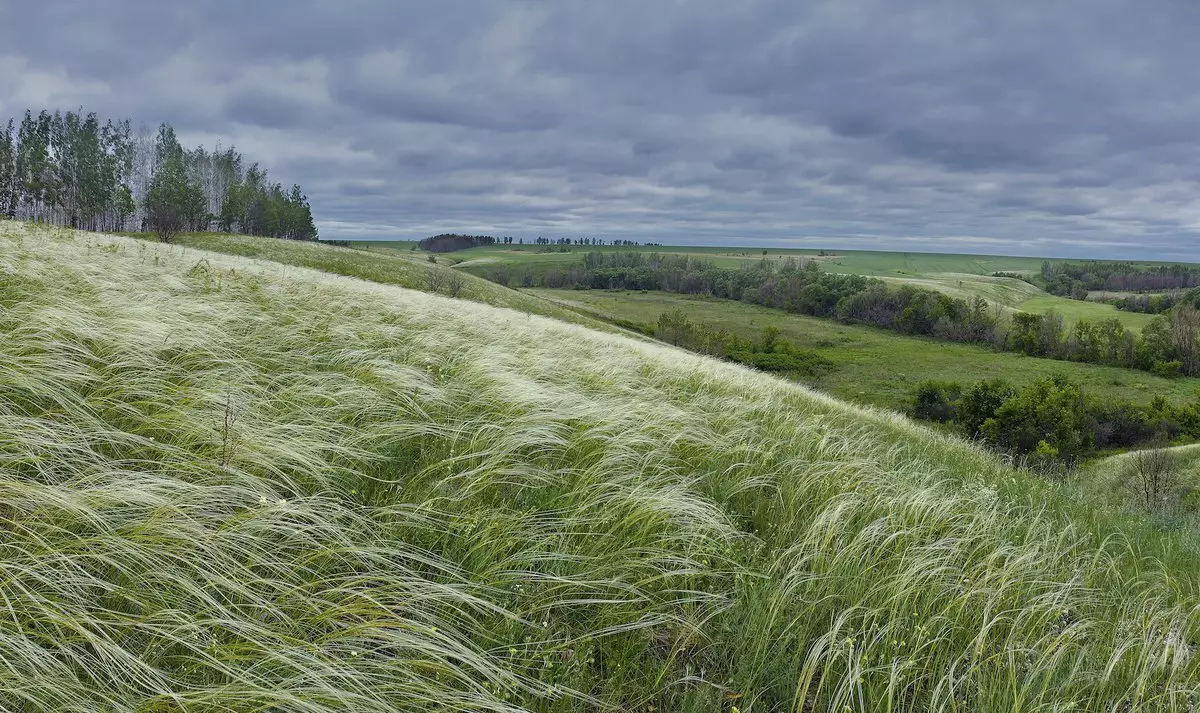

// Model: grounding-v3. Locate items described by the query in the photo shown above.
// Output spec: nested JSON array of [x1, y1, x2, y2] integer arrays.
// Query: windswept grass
[[4, 220, 1200, 711], [135, 230, 621, 334]]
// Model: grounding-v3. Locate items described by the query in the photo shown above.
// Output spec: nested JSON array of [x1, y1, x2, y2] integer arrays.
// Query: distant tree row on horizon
[[417, 233, 659, 252], [0, 107, 316, 242]]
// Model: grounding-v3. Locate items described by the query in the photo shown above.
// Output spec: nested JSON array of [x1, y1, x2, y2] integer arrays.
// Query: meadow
[[528, 288, 1199, 409], [363, 240, 1175, 327], [5, 220, 1200, 710]]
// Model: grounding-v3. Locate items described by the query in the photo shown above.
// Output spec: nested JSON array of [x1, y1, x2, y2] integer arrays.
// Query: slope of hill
[[132, 230, 623, 334], [4, 221, 1200, 711]]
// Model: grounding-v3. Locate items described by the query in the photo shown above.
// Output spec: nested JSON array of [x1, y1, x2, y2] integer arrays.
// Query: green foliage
[[0, 106, 316, 239], [653, 310, 833, 377], [909, 372, 1200, 463], [982, 376, 1090, 460], [956, 379, 1017, 438], [144, 156, 205, 243], [910, 381, 962, 423]]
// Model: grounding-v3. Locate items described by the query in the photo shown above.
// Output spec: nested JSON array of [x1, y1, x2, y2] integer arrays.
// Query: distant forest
[[418, 234, 502, 252], [1043, 260, 1200, 304], [0, 107, 316, 241], [418, 233, 654, 252]]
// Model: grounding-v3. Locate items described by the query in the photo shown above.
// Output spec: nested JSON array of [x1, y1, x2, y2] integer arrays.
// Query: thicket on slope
[[1, 221, 1200, 711]]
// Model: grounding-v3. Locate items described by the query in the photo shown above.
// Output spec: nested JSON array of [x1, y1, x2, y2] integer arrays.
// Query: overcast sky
[[2, 1, 1200, 258]]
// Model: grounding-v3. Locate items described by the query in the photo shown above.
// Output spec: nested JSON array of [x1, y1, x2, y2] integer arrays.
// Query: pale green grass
[[138, 231, 623, 335], [876, 272, 1043, 308], [1018, 293, 1157, 329], [4, 221, 1200, 710]]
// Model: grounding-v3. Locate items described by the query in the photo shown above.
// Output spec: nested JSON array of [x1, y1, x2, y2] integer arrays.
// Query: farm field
[[527, 288, 1199, 409], [6, 220, 1200, 710]]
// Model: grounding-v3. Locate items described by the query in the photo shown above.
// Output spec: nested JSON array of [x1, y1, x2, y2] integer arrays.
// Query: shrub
[[1121, 448, 1182, 513], [910, 381, 962, 423]]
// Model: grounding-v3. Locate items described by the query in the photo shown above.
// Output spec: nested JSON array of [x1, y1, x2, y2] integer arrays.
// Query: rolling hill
[[3, 220, 1200, 711]]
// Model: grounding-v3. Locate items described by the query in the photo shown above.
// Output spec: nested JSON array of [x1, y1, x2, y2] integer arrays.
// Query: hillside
[[137, 231, 623, 334], [4, 221, 1200, 711]]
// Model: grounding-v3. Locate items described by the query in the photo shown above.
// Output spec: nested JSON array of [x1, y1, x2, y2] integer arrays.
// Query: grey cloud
[[2, 0, 1200, 257]]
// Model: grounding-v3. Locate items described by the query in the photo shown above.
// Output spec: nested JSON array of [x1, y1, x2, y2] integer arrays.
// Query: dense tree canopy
[[0, 107, 316, 240]]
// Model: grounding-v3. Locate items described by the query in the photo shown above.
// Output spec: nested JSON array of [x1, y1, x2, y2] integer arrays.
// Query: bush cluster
[[910, 375, 1200, 463]]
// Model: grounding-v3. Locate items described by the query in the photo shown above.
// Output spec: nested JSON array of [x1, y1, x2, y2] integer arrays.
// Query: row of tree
[[1042, 260, 1200, 300], [416, 234, 657, 252], [0, 107, 316, 241], [911, 376, 1200, 464], [496, 251, 1200, 378], [418, 234, 500, 252]]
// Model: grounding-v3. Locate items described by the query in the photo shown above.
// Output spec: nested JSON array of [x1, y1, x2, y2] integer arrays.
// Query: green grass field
[[528, 288, 1199, 409], [7, 220, 1200, 710], [360, 240, 1173, 328], [1018, 293, 1158, 329]]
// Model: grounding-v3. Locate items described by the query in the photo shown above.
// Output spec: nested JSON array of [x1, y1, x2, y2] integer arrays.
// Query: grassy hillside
[[5, 221, 1200, 711], [528, 288, 1200, 409], [132, 231, 622, 334]]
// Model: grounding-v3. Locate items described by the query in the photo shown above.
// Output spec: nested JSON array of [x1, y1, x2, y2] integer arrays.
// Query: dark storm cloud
[[3, 0, 1200, 257]]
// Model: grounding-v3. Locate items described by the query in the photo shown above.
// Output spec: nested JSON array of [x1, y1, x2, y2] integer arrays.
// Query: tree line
[[0, 107, 316, 242], [492, 251, 1200, 378], [417, 233, 656, 252], [910, 376, 1200, 466], [418, 234, 501, 252], [1042, 260, 1200, 304]]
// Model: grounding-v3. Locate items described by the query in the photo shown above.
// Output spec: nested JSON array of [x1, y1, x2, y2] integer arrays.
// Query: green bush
[[910, 380, 962, 423]]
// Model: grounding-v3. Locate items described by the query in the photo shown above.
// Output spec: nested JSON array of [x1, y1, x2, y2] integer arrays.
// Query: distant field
[[529, 288, 1200, 409], [357, 241, 1063, 274], [875, 273, 1043, 308], [1017, 294, 1157, 329], [352, 241, 1177, 328], [356, 240, 1198, 275]]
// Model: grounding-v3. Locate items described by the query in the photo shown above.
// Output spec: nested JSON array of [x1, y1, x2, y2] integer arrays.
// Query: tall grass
[[151, 231, 621, 334], [2, 220, 1200, 711]]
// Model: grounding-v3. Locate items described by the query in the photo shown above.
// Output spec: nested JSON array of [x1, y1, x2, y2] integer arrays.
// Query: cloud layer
[[3, 0, 1199, 258]]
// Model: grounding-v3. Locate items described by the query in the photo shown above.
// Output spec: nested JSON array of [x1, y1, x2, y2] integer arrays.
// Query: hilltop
[[3, 221, 1200, 711]]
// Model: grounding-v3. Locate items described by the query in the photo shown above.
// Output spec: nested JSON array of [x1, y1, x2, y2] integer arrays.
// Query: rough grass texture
[[156, 231, 622, 334], [3, 221, 1200, 712]]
